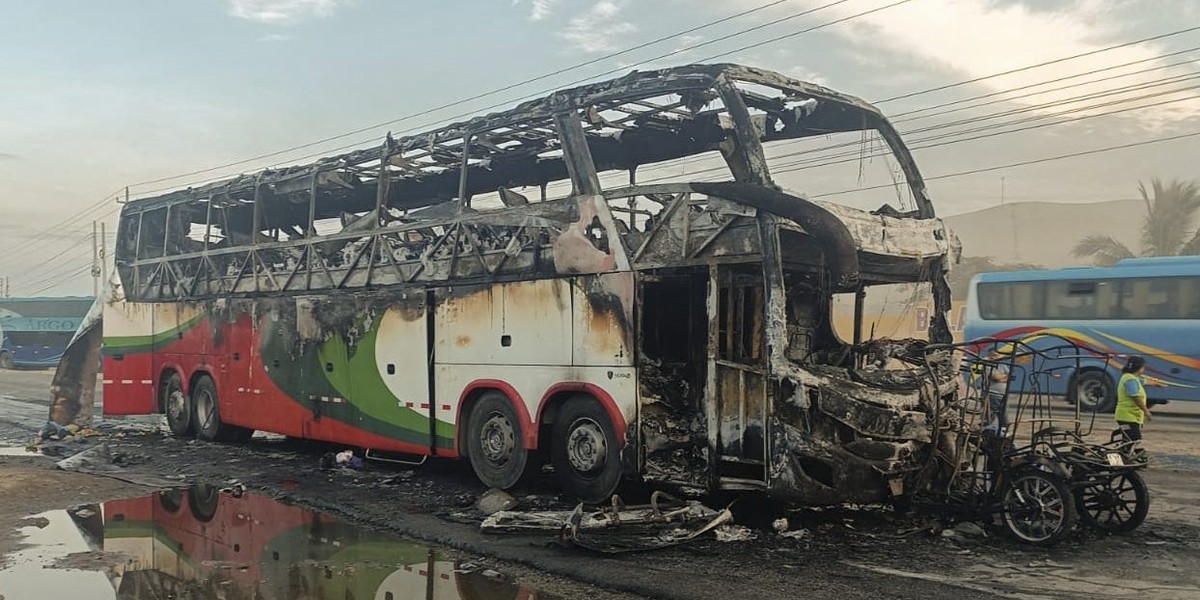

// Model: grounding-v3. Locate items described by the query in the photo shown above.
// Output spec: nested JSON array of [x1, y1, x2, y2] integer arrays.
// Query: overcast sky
[[1, 0, 1198, 295]]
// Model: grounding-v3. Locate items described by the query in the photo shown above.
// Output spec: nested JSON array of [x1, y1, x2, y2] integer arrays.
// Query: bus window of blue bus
[[964, 256, 1200, 413]]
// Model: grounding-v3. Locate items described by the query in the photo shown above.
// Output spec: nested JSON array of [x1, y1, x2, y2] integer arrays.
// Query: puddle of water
[[0, 509, 112, 600], [0, 486, 558, 600]]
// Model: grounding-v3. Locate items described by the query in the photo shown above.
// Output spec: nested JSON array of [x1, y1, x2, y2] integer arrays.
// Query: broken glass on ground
[[0, 485, 558, 600]]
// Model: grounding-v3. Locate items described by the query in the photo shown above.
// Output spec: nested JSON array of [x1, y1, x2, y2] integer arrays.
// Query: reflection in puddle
[[0, 486, 556, 600]]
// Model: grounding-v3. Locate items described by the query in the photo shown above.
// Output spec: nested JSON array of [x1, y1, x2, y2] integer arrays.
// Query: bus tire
[[551, 396, 621, 503], [466, 392, 529, 490], [187, 484, 221, 522], [192, 375, 230, 442], [1074, 371, 1116, 413], [162, 372, 193, 437]]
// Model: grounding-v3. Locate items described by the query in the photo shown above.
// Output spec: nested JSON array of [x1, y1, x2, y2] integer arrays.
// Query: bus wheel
[[187, 484, 221, 522], [551, 396, 621, 503], [163, 373, 193, 437], [158, 489, 183, 512], [193, 376, 230, 442], [466, 392, 529, 490], [1074, 371, 1116, 413]]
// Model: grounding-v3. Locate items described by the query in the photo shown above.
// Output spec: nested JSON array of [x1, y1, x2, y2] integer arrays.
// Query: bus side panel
[[571, 272, 635, 368], [1086, 321, 1200, 402], [435, 279, 573, 450], [435, 278, 636, 452], [243, 295, 436, 453], [216, 300, 256, 428], [101, 300, 157, 415]]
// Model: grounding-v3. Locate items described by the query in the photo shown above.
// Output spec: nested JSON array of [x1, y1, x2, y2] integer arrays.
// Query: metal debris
[[482, 492, 732, 553]]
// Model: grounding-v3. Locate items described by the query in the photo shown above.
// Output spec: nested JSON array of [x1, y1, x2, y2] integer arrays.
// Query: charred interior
[[112, 63, 960, 505]]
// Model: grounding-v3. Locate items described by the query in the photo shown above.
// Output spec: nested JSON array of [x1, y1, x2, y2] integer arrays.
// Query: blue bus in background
[[964, 256, 1200, 412], [0, 297, 93, 369]]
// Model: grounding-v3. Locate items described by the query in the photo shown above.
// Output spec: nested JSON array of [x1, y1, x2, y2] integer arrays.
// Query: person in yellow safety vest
[[1114, 355, 1166, 445]]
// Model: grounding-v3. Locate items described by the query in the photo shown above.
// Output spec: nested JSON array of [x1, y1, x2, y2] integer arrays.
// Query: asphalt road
[[3, 368, 1200, 600]]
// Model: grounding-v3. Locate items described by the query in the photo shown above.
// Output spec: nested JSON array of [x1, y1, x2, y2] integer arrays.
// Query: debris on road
[[715, 524, 757, 543], [319, 449, 364, 470], [52, 443, 181, 487], [482, 492, 733, 553], [476, 488, 520, 516]]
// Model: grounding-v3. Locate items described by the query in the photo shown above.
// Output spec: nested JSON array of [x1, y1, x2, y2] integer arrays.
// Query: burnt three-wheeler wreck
[[95, 64, 966, 512]]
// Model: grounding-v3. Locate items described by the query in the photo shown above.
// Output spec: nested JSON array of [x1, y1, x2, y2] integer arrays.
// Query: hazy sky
[[1, 0, 1198, 295]]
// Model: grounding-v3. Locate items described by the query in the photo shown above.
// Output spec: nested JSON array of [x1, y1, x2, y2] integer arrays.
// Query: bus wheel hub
[[168, 390, 187, 419], [567, 419, 606, 474], [481, 415, 515, 465]]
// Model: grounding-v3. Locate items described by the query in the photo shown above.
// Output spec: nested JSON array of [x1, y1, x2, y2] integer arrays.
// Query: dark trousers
[[1116, 421, 1143, 441], [989, 393, 1008, 429]]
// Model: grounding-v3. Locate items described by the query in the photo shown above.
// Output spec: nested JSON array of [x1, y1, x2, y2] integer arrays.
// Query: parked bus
[[0, 296, 93, 369], [101, 64, 961, 503], [964, 256, 1200, 412]]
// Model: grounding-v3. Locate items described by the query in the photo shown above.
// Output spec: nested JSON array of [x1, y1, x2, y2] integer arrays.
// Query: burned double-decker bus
[[102, 64, 960, 503]]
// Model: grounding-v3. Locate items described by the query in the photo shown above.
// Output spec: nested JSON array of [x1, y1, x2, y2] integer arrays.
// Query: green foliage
[[1073, 178, 1200, 266]]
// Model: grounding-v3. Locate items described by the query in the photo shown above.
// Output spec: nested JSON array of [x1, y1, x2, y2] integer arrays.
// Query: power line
[[129, 14, 1200, 202], [0, 189, 121, 270], [128, 0, 903, 198], [876, 24, 1200, 104], [806, 130, 1200, 199], [119, 0, 841, 191], [7, 232, 92, 280], [768, 82, 1200, 173], [892, 44, 1200, 119], [894, 52, 1200, 123], [15, 18, 1200, 275], [23, 264, 92, 297], [636, 74, 1200, 182]]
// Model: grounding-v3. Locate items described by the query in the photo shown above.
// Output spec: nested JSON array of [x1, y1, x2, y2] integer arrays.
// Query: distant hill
[[944, 199, 1143, 268]]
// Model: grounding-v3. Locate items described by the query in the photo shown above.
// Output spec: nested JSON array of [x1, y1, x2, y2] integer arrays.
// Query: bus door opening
[[710, 267, 769, 486]]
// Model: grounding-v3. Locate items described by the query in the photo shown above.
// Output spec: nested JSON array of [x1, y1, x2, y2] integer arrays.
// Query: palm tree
[[1073, 178, 1200, 266]]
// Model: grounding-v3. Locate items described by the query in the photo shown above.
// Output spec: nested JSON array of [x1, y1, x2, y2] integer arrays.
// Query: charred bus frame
[[107, 64, 959, 503]]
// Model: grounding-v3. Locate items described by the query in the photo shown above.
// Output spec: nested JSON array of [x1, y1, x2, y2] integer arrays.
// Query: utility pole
[[91, 221, 100, 297], [100, 221, 107, 296]]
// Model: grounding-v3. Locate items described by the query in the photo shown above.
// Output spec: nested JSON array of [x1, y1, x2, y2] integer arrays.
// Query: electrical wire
[[805, 130, 1200, 199], [118, 0, 843, 191], [128, 0, 909, 198]]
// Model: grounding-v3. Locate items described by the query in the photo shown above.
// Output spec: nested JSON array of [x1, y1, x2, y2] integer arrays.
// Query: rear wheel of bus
[[466, 392, 529, 490], [162, 372, 193, 437], [1073, 371, 1116, 413], [193, 375, 253, 442], [551, 396, 621, 503]]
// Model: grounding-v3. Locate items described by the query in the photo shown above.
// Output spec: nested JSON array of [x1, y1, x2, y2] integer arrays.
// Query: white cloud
[[787, 65, 828, 87], [559, 1, 637, 54], [257, 33, 294, 42], [731, 0, 1200, 125], [228, 0, 347, 25], [513, 0, 557, 21]]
